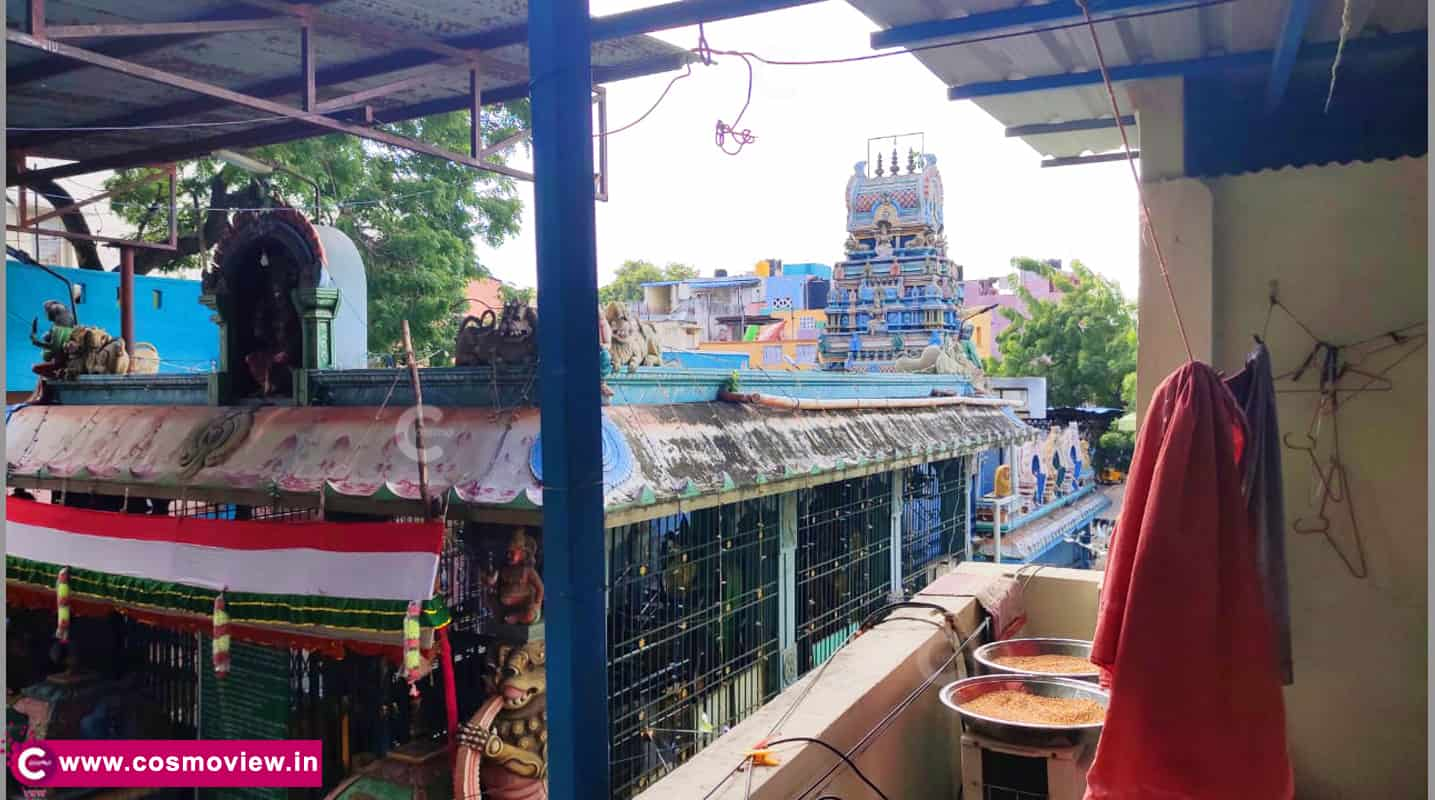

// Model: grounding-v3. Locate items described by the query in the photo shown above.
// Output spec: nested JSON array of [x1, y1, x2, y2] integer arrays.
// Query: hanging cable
[[1073, 0, 1195, 364], [602, 63, 694, 137], [714, 51, 758, 156], [761, 738, 890, 800]]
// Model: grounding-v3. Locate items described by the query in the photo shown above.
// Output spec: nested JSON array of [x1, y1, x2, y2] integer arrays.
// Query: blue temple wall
[[6, 260, 218, 393]]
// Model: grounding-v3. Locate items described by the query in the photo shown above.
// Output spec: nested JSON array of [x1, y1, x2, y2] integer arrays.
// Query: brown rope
[[1075, 0, 1195, 364]]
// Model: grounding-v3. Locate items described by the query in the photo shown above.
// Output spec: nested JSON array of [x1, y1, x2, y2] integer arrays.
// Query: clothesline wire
[[1074, 0, 1195, 364], [1267, 296, 1426, 355]]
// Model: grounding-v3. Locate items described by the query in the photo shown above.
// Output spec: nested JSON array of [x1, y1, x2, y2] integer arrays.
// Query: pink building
[[464, 277, 504, 318], [961, 261, 1067, 358]]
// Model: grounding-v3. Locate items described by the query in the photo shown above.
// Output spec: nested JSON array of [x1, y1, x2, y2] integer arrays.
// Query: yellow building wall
[[1139, 154, 1427, 799], [966, 310, 994, 360]]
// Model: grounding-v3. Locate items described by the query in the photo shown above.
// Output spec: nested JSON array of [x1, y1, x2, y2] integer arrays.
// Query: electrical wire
[[763, 737, 890, 800], [602, 64, 693, 137], [792, 618, 989, 800]]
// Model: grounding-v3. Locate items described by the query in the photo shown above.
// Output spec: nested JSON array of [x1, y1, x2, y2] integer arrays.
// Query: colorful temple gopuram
[[5, 155, 1060, 800], [821, 143, 984, 384]]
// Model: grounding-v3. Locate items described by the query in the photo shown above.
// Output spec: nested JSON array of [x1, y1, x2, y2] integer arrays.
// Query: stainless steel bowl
[[973, 637, 1099, 682], [940, 674, 1109, 748]]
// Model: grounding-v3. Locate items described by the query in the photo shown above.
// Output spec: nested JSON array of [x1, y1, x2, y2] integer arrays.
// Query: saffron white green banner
[[5, 498, 448, 635]]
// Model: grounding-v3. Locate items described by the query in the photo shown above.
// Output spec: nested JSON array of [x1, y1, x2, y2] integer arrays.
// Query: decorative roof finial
[[907, 148, 918, 174], [874, 153, 884, 177], [892, 143, 900, 174]]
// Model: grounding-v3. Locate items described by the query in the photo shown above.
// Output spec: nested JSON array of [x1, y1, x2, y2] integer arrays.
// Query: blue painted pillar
[[528, 1, 609, 798]]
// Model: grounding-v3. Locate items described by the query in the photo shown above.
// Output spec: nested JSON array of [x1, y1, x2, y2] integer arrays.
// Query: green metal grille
[[605, 497, 781, 798], [200, 638, 291, 800], [899, 457, 970, 595], [795, 474, 894, 673]]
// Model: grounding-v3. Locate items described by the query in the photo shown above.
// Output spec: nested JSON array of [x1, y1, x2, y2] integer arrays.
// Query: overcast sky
[[475, 1, 1139, 296]]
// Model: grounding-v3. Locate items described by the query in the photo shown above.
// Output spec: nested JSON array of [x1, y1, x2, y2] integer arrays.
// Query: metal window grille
[[605, 497, 781, 798], [899, 457, 970, 595], [441, 521, 495, 635], [795, 474, 893, 673], [118, 618, 200, 738]]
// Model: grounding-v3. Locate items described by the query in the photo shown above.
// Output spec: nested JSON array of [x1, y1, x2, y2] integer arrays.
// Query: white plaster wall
[[1203, 157, 1428, 798]]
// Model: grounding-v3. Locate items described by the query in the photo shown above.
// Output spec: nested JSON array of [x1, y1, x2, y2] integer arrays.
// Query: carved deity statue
[[245, 276, 299, 397], [483, 529, 544, 626], [30, 300, 76, 378]]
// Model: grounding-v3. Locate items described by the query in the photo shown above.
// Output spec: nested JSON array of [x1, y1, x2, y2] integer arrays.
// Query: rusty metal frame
[[7, 1, 535, 182], [8, 161, 179, 252], [45, 18, 301, 39]]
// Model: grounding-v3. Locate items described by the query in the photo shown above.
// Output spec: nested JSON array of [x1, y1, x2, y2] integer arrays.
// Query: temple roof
[[7, 400, 1035, 520]]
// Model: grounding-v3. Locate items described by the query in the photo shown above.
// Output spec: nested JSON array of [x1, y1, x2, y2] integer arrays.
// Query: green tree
[[500, 283, 535, 305], [599, 260, 699, 305], [103, 104, 529, 360], [990, 257, 1137, 408]]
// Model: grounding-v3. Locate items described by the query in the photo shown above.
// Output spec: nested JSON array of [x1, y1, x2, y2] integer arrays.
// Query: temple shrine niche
[[821, 138, 983, 381], [202, 208, 340, 402]]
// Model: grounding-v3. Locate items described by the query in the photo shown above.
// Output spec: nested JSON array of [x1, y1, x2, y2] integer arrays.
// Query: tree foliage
[[103, 104, 529, 360], [989, 257, 1137, 408], [598, 260, 699, 305], [500, 283, 535, 305]]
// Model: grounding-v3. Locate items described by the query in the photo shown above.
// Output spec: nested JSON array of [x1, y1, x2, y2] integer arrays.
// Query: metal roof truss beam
[[1005, 115, 1135, 136], [1264, 0, 1318, 112], [7, 1, 522, 153], [5, 28, 531, 182], [1040, 151, 1139, 167]]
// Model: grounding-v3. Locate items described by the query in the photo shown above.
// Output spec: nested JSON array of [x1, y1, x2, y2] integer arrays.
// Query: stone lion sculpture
[[603, 302, 661, 371]]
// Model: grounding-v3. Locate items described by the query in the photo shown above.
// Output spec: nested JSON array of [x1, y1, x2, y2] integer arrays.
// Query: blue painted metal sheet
[[947, 30, 1426, 100], [872, 0, 1191, 49], [6, 260, 218, 392], [1186, 39, 1427, 176]]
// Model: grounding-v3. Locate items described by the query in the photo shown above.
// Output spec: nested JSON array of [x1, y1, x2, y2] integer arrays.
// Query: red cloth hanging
[[1085, 363, 1292, 799]]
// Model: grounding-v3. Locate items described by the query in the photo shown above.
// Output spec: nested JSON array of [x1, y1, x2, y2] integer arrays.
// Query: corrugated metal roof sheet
[[6, 400, 1036, 513], [847, 0, 1426, 158], [7, 0, 689, 166]]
